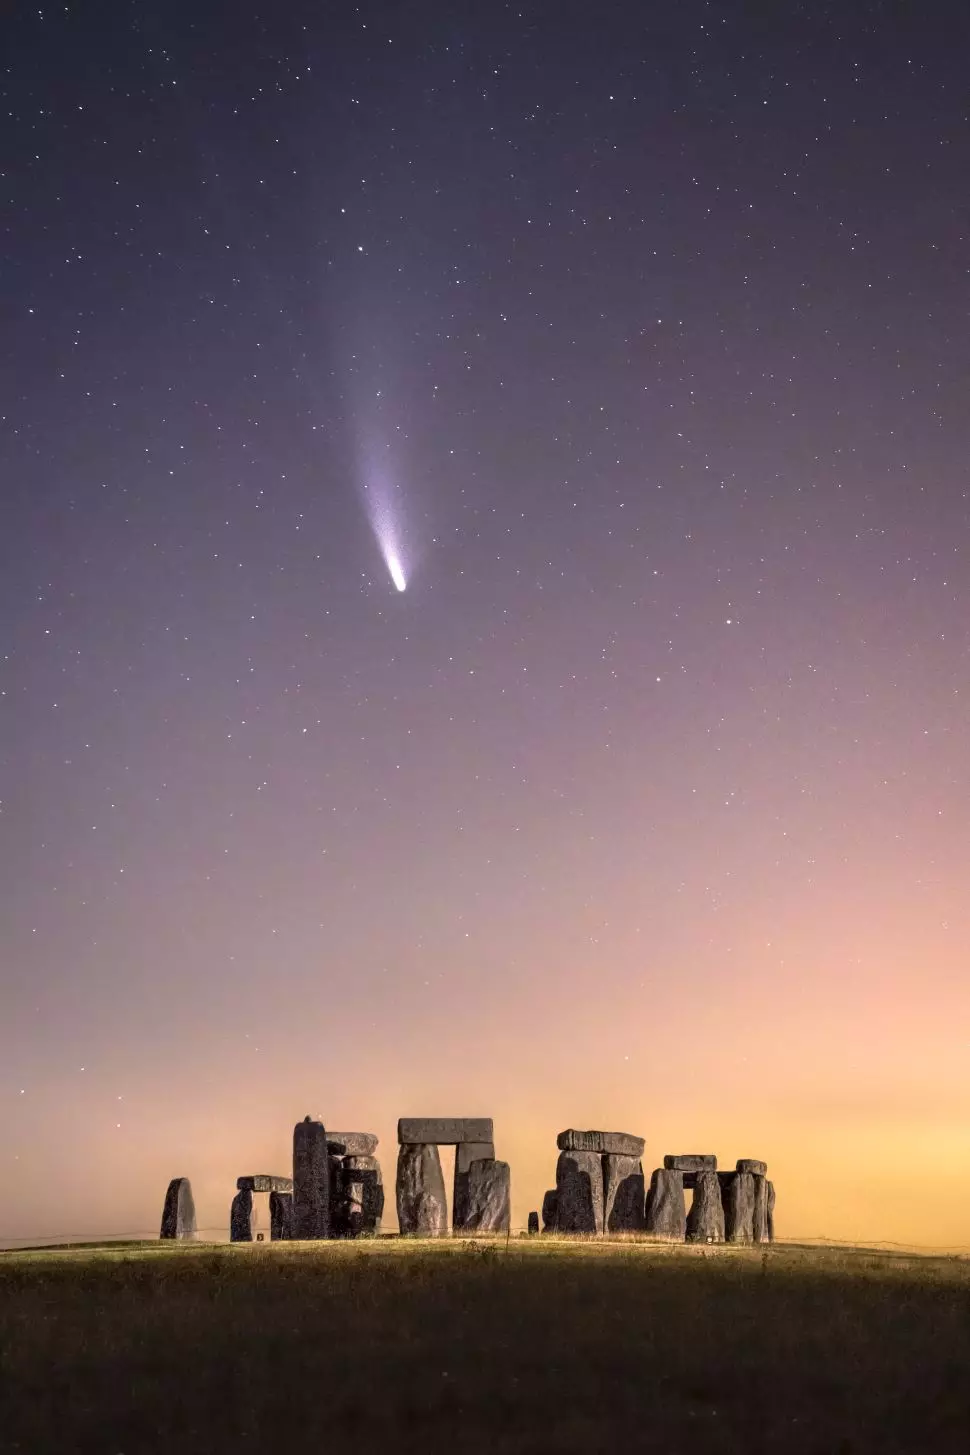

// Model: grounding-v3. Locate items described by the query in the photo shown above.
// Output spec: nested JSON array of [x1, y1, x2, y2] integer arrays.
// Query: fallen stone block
[[293, 1116, 331, 1239], [603, 1153, 645, 1232], [541, 1188, 558, 1231], [160, 1177, 196, 1240], [325, 1133, 379, 1157], [664, 1154, 716, 1172], [644, 1168, 686, 1240], [555, 1149, 604, 1234], [556, 1129, 645, 1157], [396, 1142, 448, 1235], [230, 1188, 254, 1242], [453, 1140, 496, 1230], [736, 1159, 767, 1176], [270, 1190, 293, 1240], [343, 1154, 384, 1235], [236, 1174, 293, 1193], [685, 1170, 724, 1243], [462, 1159, 511, 1233], [723, 1171, 756, 1243], [398, 1117, 494, 1145]]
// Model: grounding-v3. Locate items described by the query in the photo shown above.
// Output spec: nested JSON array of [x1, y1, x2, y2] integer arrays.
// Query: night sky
[[3, 1, 969, 1248]]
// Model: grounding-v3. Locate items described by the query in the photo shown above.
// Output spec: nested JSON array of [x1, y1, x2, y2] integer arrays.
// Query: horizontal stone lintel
[[664, 1154, 717, 1172], [736, 1159, 767, 1176], [398, 1117, 494, 1145], [326, 1133, 379, 1157], [236, 1174, 293, 1193], [557, 1129, 645, 1157]]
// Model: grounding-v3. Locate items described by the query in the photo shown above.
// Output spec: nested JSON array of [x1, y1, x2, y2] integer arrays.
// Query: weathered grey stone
[[396, 1143, 448, 1235], [766, 1180, 776, 1242], [343, 1155, 384, 1236], [398, 1117, 493, 1145], [555, 1149, 604, 1234], [644, 1168, 686, 1240], [556, 1129, 645, 1157], [329, 1154, 348, 1236], [453, 1140, 496, 1230], [236, 1174, 293, 1193], [685, 1170, 725, 1243], [541, 1189, 558, 1231], [736, 1159, 767, 1176], [752, 1173, 770, 1244], [603, 1154, 645, 1232], [528, 1211, 539, 1234], [462, 1159, 511, 1233], [230, 1188, 254, 1242], [159, 1177, 196, 1240], [293, 1116, 331, 1239], [270, 1190, 293, 1240], [723, 1171, 756, 1243], [326, 1133, 378, 1157], [664, 1154, 717, 1172]]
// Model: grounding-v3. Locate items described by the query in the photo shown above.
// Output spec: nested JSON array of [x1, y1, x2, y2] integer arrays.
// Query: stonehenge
[[396, 1142, 448, 1235], [396, 1116, 509, 1235], [550, 1131, 645, 1234], [159, 1177, 196, 1240]]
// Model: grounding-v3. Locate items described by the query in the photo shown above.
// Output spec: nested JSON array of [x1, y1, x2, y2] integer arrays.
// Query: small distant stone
[[528, 1211, 539, 1234], [556, 1129, 645, 1157]]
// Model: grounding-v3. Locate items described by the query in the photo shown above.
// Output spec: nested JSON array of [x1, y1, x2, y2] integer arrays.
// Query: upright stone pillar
[[343, 1155, 384, 1235], [722, 1172, 755, 1243], [685, 1170, 725, 1243], [461, 1159, 511, 1233], [396, 1143, 448, 1235], [555, 1149, 604, 1233], [270, 1191, 293, 1241], [160, 1177, 196, 1240], [293, 1116, 331, 1239], [752, 1174, 770, 1244], [528, 1211, 540, 1235], [230, 1188, 254, 1242], [644, 1168, 686, 1240], [541, 1189, 559, 1232], [603, 1154, 645, 1232], [453, 1140, 495, 1230], [766, 1180, 776, 1242]]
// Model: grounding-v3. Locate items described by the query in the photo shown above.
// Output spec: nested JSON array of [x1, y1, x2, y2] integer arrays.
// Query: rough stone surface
[[723, 1171, 756, 1243], [270, 1191, 293, 1240], [664, 1154, 717, 1172], [766, 1180, 776, 1242], [398, 1117, 493, 1145], [644, 1168, 686, 1240], [555, 1149, 604, 1234], [453, 1140, 496, 1230], [752, 1173, 770, 1243], [603, 1154, 645, 1232], [325, 1133, 378, 1157], [396, 1143, 448, 1235], [462, 1159, 511, 1233], [329, 1154, 348, 1236], [230, 1188, 254, 1242], [685, 1171, 725, 1244], [736, 1159, 767, 1176], [293, 1116, 331, 1239], [236, 1174, 293, 1193], [343, 1155, 384, 1236], [528, 1211, 539, 1234], [541, 1189, 558, 1232], [160, 1177, 196, 1240], [556, 1129, 645, 1157]]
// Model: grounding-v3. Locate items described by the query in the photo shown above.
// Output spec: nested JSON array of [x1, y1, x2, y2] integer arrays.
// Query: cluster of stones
[[396, 1117, 510, 1235], [291, 1121, 384, 1239], [539, 1135, 774, 1244]]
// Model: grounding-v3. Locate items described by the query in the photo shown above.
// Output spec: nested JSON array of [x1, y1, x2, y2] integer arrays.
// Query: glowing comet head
[[384, 545, 407, 593], [372, 513, 407, 592]]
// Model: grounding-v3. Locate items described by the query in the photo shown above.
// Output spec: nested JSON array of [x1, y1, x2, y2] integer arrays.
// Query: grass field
[[1, 1237, 968, 1453]]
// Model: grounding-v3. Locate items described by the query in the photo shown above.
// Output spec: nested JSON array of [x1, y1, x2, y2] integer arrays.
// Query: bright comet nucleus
[[384, 543, 407, 593]]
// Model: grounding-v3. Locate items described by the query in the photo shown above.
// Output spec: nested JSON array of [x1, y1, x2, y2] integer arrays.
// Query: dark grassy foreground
[[1, 1238, 968, 1453]]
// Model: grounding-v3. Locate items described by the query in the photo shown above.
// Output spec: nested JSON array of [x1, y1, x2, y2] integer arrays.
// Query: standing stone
[[541, 1189, 558, 1232], [230, 1188, 254, 1242], [329, 1154, 348, 1236], [752, 1174, 770, 1243], [555, 1149, 604, 1234], [160, 1177, 196, 1240], [557, 1129, 645, 1157], [644, 1168, 686, 1240], [723, 1171, 756, 1243], [528, 1211, 539, 1235], [270, 1191, 293, 1240], [462, 1159, 511, 1233], [396, 1143, 448, 1235], [766, 1180, 776, 1242], [603, 1154, 645, 1232], [685, 1170, 725, 1244], [453, 1141, 496, 1230], [343, 1155, 384, 1236], [293, 1116, 331, 1239]]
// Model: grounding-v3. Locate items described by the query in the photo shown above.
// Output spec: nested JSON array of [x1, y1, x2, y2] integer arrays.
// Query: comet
[[382, 536, 407, 593]]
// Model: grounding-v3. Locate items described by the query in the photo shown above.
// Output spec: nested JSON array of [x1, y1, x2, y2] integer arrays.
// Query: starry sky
[[2, 1, 969, 1249]]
